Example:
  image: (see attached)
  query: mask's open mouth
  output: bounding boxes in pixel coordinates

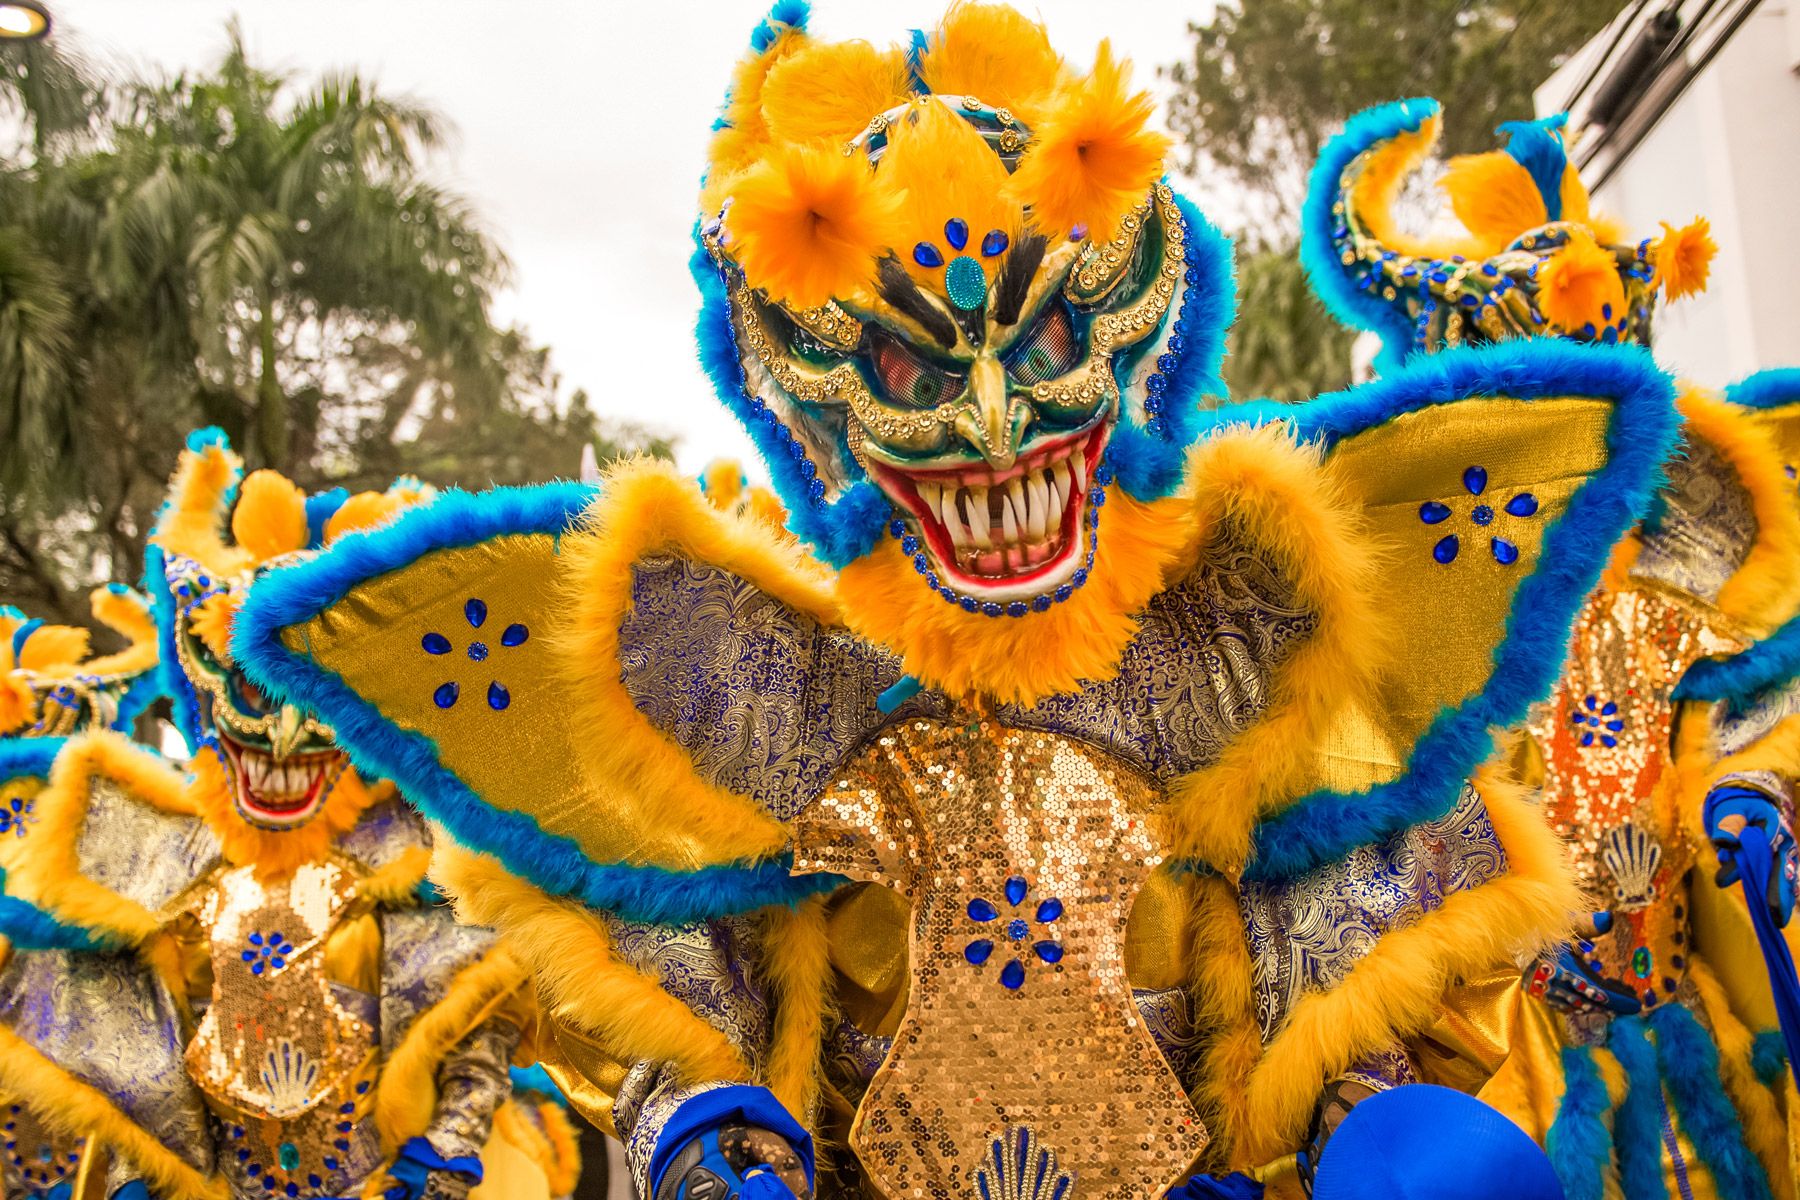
[870,424,1109,602]
[218,729,346,828]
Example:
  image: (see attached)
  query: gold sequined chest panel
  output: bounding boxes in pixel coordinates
[794,720,1205,1200]
[186,861,375,1122]
[1525,586,1734,1009]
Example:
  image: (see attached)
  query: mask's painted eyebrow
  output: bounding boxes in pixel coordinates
[876,256,958,350]
[994,234,1048,327]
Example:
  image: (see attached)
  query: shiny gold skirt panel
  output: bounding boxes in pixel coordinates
[795,720,1206,1200]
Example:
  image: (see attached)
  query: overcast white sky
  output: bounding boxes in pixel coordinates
[45,0,1217,479]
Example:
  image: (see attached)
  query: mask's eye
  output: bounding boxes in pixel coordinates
[868,334,966,410]
[229,671,275,716]
[1002,301,1080,385]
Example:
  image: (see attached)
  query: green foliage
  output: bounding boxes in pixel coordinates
[0,27,663,632]
[1224,247,1355,403]
[1167,0,1623,241]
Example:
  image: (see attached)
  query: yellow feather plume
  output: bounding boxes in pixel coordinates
[700,459,748,510]
[1004,42,1167,244]
[763,41,911,148]
[702,16,813,212]
[724,143,902,309]
[231,470,309,565]
[879,101,1019,294]
[0,675,32,735]
[1440,151,1550,256]
[188,592,240,664]
[917,2,1065,125]
[152,440,250,577]
[1536,229,1626,334]
[90,586,155,650]
[325,491,405,543]
[1654,216,1717,301]
[16,625,89,673]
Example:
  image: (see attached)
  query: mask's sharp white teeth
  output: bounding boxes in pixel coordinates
[917,481,940,521]
[1001,485,1021,546]
[965,483,992,547]
[1025,472,1050,541]
[1043,466,1064,523]
[1072,453,1088,492]
[940,485,965,547]
[1058,457,1079,512]
[246,753,270,790]
[1005,478,1028,543]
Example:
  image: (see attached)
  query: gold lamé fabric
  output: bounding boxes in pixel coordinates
[1525,585,1737,1016]
[794,719,1206,1200]
[184,859,383,1191]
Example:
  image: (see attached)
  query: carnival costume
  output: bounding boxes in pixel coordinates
[234,6,1686,1198]
[0,585,164,1198]
[0,432,533,1200]
[1302,97,1800,1197]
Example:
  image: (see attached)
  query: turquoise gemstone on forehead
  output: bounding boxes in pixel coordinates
[945,255,987,310]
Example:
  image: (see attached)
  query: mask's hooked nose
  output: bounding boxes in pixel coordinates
[952,356,1029,468]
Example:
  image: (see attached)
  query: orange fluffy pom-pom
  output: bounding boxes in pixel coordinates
[17,625,89,672]
[0,675,32,734]
[325,491,405,543]
[1537,229,1627,335]
[1654,217,1717,301]
[918,2,1065,124]
[1004,42,1168,244]
[188,592,240,663]
[231,470,309,564]
[763,41,911,148]
[725,144,902,309]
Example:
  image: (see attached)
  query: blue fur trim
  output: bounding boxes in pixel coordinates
[689,236,886,568]
[235,484,845,924]
[1497,117,1569,223]
[1751,1029,1788,1085]
[0,889,101,950]
[306,487,349,549]
[112,666,164,732]
[750,0,809,51]
[1240,339,1679,881]
[1674,612,1800,708]
[0,735,63,784]
[1649,1001,1774,1200]
[509,1064,567,1105]
[185,426,228,452]
[1545,1045,1611,1200]
[1608,1016,1671,1200]
[1107,190,1237,502]
[142,543,201,754]
[1299,98,1441,375]
[1724,366,1800,410]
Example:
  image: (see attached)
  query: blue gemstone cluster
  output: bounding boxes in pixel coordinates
[963,874,1065,990]
[1141,209,1204,440]
[422,599,526,713]
[240,930,293,976]
[1571,694,1625,748]
[1417,465,1538,566]
[231,1080,369,1196]
[914,216,1009,312]
[892,462,1113,616]
[0,793,33,838]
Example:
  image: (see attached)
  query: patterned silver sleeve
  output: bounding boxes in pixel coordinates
[422,1016,523,1169]
[1711,768,1794,816]
[616,1065,741,1200]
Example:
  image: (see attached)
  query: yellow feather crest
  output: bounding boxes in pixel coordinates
[700,459,748,510]
[0,675,32,735]
[231,470,309,565]
[1440,151,1550,256]
[702,14,813,212]
[1004,42,1167,244]
[325,491,405,543]
[152,438,250,576]
[763,40,911,148]
[916,2,1065,124]
[723,143,902,309]
[879,101,1019,293]
[1654,217,1717,301]
[1536,229,1626,334]
[90,586,155,649]
[188,592,240,663]
[16,625,89,673]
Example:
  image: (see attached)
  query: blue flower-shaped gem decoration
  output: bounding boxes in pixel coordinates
[241,930,292,976]
[964,874,1064,989]
[1418,465,1539,565]
[914,217,1010,311]
[0,794,34,838]
[421,599,527,712]
[1571,694,1624,748]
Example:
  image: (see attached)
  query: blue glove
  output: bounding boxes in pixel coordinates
[383,1136,482,1200]
[648,1086,813,1200]
[1523,914,1641,1016]
[1706,781,1797,927]
[1166,1173,1264,1200]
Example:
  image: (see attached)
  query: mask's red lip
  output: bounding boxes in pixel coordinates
[869,424,1109,594]
[218,733,344,824]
